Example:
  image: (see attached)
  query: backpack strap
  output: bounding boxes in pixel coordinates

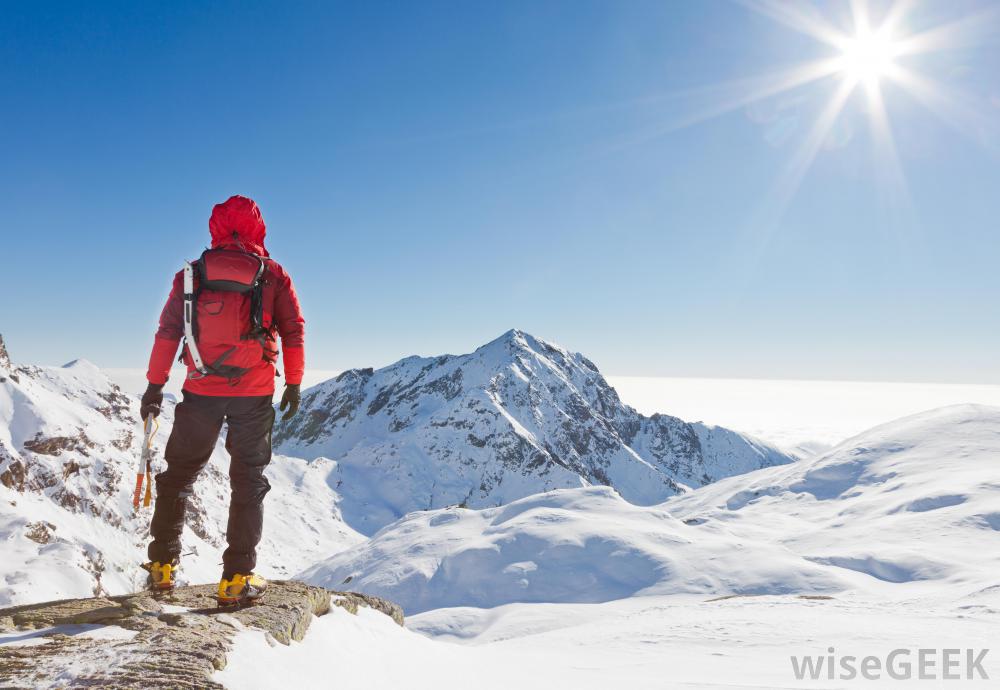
[180,255,264,382]
[182,261,210,379]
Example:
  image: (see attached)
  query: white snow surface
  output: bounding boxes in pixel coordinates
[0,623,137,648]
[217,592,998,689]
[277,403,999,689]
[0,356,362,606]
[299,485,844,614]
[300,404,1000,615]
[664,404,1000,595]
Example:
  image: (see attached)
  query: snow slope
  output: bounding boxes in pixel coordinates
[299,486,845,614]
[217,592,998,690]
[665,403,1000,596]
[300,404,1000,615]
[0,343,362,606]
[275,329,793,534]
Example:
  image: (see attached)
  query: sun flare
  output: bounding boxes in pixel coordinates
[838,28,898,84]
[617,1,995,232]
[687,0,1000,231]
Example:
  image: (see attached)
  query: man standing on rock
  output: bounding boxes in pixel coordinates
[138,195,305,604]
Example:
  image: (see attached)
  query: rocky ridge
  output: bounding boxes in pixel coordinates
[0,580,402,689]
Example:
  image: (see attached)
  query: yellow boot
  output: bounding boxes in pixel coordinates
[141,561,178,591]
[218,572,268,605]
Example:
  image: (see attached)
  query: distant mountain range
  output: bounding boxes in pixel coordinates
[275,329,794,534]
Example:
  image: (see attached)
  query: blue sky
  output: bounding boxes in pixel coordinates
[1,0,998,384]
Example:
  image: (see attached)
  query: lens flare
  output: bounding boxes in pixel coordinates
[715,0,1000,236]
[838,28,898,84]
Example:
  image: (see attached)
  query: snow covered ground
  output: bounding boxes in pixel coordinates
[300,485,847,614]
[287,404,999,689]
[301,404,1000,614]
[218,592,997,689]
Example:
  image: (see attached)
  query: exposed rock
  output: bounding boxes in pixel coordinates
[24,521,56,545]
[0,455,25,491]
[1,456,58,493]
[96,388,135,421]
[330,590,405,626]
[0,333,10,373]
[0,581,402,689]
[23,430,97,457]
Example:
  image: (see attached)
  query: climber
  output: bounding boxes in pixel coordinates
[138,195,305,605]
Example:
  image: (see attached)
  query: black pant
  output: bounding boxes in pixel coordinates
[148,391,275,576]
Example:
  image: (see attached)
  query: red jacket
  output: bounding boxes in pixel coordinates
[146,196,305,396]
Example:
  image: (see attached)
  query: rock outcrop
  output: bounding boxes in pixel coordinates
[0,333,11,375]
[0,580,402,689]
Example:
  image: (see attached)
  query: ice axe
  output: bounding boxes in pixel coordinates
[132,416,158,510]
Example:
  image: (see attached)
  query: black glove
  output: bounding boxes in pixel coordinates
[140,383,164,421]
[279,384,301,421]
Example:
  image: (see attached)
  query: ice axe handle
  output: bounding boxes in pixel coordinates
[132,473,144,509]
[133,416,158,510]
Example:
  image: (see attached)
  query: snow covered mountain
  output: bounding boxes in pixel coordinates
[0,336,362,606]
[666,403,1000,593]
[300,404,1000,615]
[275,329,793,534]
[0,330,791,606]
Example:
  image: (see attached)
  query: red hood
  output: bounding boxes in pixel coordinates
[209,195,268,256]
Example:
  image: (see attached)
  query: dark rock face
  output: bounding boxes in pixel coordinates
[0,581,403,689]
[0,334,11,373]
[273,330,795,534]
[23,431,97,457]
[24,521,56,545]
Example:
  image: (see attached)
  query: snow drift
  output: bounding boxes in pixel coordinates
[299,485,844,614]
[667,403,1000,594]
[300,404,1000,614]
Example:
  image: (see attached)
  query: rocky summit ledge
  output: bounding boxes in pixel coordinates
[0,580,403,689]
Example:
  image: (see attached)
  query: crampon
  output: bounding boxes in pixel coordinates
[217,572,268,606]
[141,561,178,591]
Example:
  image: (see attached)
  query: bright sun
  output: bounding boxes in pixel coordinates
[838,28,898,84]
[640,0,992,229]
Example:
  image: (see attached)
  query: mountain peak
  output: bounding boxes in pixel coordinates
[473,328,571,363]
[477,328,531,351]
[276,332,794,535]
[61,358,100,372]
